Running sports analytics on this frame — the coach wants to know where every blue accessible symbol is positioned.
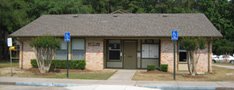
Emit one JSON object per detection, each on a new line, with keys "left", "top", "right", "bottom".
{"left": 64, "top": 32, "right": 70, "bottom": 42}
{"left": 171, "top": 29, "right": 178, "bottom": 41}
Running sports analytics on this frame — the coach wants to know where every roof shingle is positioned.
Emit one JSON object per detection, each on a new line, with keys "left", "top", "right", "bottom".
{"left": 10, "top": 14, "right": 222, "bottom": 37}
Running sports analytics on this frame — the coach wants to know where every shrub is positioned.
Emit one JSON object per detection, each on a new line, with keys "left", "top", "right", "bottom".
{"left": 30, "top": 36, "right": 60, "bottom": 73}
{"left": 147, "top": 65, "right": 156, "bottom": 71}
{"left": 31, "top": 59, "right": 86, "bottom": 70}
{"left": 160, "top": 64, "right": 168, "bottom": 72}
{"left": 31, "top": 59, "right": 38, "bottom": 68}
{"left": 76, "top": 61, "right": 86, "bottom": 70}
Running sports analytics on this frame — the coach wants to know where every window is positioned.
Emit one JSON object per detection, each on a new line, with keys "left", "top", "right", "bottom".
{"left": 72, "top": 39, "right": 85, "bottom": 60}
{"left": 179, "top": 43, "right": 187, "bottom": 62}
{"left": 108, "top": 40, "right": 121, "bottom": 61}
{"left": 55, "top": 41, "right": 67, "bottom": 60}
{"left": 142, "top": 44, "right": 159, "bottom": 58}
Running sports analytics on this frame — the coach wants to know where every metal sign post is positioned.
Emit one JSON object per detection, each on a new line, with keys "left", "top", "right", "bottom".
{"left": 7, "top": 38, "right": 13, "bottom": 76}
{"left": 171, "top": 29, "right": 178, "bottom": 80}
{"left": 64, "top": 32, "right": 70, "bottom": 78}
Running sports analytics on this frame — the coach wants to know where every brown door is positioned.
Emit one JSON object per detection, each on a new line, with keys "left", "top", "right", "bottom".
{"left": 123, "top": 41, "right": 137, "bottom": 69}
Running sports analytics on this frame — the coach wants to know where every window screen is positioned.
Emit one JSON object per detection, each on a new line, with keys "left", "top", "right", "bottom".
{"left": 72, "top": 39, "right": 85, "bottom": 60}
{"left": 55, "top": 39, "right": 68, "bottom": 60}
{"left": 142, "top": 44, "right": 159, "bottom": 58}
{"left": 72, "top": 39, "right": 84, "bottom": 50}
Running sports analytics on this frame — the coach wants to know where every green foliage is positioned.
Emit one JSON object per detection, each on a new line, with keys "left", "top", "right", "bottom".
{"left": 1, "top": 0, "right": 234, "bottom": 57}
{"left": 213, "top": 39, "right": 234, "bottom": 55}
{"left": 31, "top": 59, "right": 86, "bottom": 70}
{"left": 31, "top": 60, "right": 38, "bottom": 68}
{"left": 30, "top": 36, "right": 60, "bottom": 49}
{"left": 160, "top": 64, "right": 168, "bottom": 72}
{"left": 180, "top": 38, "right": 206, "bottom": 51}
{"left": 147, "top": 65, "right": 156, "bottom": 71}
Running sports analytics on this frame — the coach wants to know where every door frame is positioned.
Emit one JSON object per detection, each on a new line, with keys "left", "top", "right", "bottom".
{"left": 123, "top": 40, "right": 138, "bottom": 69}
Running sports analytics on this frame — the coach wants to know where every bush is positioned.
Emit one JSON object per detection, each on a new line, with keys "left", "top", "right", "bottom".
{"left": 31, "top": 59, "right": 38, "bottom": 68}
{"left": 160, "top": 64, "right": 168, "bottom": 72}
{"left": 31, "top": 59, "right": 86, "bottom": 70}
{"left": 147, "top": 65, "right": 156, "bottom": 71}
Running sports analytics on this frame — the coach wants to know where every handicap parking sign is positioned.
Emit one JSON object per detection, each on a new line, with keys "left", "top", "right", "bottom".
{"left": 171, "top": 29, "right": 178, "bottom": 41}
{"left": 64, "top": 32, "right": 70, "bottom": 42}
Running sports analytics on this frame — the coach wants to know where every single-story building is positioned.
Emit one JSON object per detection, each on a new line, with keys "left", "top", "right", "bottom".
{"left": 10, "top": 14, "right": 222, "bottom": 73}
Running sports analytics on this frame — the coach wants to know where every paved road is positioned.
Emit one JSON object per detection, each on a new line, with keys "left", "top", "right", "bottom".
{"left": 213, "top": 64, "right": 234, "bottom": 69}
{"left": 0, "top": 77, "right": 234, "bottom": 89}
{"left": 0, "top": 85, "right": 67, "bottom": 90}
{"left": 108, "top": 70, "right": 136, "bottom": 81}
{"left": 0, "top": 85, "right": 160, "bottom": 90}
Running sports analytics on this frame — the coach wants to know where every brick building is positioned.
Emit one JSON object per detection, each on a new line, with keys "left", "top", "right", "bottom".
{"left": 10, "top": 14, "right": 222, "bottom": 73}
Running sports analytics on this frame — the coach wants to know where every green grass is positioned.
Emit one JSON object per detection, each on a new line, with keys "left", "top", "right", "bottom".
{"left": 0, "top": 68, "right": 116, "bottom": 80}
{"left": 0, "top": 61, "right": 18, "bottom": 68}
{"left": 214, "top": 63, "right": 234, "bottom": 66}
{"left": 0, "top": 61, "right": 115, "bottom": 80}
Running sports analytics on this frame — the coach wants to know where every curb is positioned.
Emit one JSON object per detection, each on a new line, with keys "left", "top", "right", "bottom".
{"left": 0, "top": 82, "right": 16, "bottom": 85}
{"left": 145, "top": 86, "right": 216, "bottom": 90}
{"left": 0, "top": 81, "right": 79, "bottom": 87}
{"left": 1, "top": 81, "right": 234, "bottom": 90}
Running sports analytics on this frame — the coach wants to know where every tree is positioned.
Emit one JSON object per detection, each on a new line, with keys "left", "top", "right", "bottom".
{"left": 213, "top": 39, "right": 234, "bottom": 55}
{"left": 30, "top": 36, "right": 60, "bottom": 73}
{"left": 180, "top": 37, "right": 206, "bottom": 76}
{"left": 0, "top": 0, "right": 30, "bottom": 59}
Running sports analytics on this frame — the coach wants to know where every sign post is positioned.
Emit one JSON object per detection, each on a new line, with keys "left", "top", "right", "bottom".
{"left": 7, "top": 38, "right": 13, "bottom": 76}
{"left": 64, "top": 32, "right": 70, "bottom": 78}
{"left": 171, "top": 29, "right": 178, "bottom": 80}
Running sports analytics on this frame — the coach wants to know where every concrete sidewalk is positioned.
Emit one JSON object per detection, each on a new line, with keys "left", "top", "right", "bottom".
{"left": 213, "top": 64, "right": 234, "bottom": 69}
{"left": 108, "top": 70, "right": 136, "bottom": 81}
{"left": 0, "top": 77, "right": 234, "bottom": 89}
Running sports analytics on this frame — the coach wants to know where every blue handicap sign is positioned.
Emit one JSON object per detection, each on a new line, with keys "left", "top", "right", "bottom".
{"left": 64, "top": 32, "right": 70, "bottom": 42}
{"left": 171, "top": 29, "right": 178, "bottom": 41}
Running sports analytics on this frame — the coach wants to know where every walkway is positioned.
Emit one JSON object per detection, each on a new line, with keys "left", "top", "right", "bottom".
{"left": 108, "top": 70, "right": 136, "bottom": 81}
{"left": 0, "top": 77, "right": 234, "bottom": 89}
{"left": 213, "top": 64, "right": 234, "bottom": 69}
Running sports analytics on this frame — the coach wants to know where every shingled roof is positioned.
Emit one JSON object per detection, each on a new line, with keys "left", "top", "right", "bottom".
{"left": 10, "top": 14, "right": 222, "bottom": 37}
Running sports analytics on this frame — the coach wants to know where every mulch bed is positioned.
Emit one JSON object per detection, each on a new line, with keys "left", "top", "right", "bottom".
{"left": 182, "top": 74, "right": 206, "bottom": 78}
{"left": 141, "top": 70, "right": 169, "bottom": 74}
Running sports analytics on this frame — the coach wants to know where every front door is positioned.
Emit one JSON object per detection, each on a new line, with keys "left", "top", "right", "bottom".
{"left": 123, "top": 41, "right": 137, "bottom": 69}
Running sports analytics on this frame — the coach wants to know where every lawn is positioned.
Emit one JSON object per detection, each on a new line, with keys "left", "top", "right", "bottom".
{"left": 0, "top": 60, "right": 116, "bottom": 80}
{"left": 133, "top": 66, "right": 234, "bottom": 81}
{"left": 214, "top": 63, "right": 234, "bottom": 66}
{"left": 0, "top": 61, "right": 18, "bottom": 68}
{"left": 0, "top": 67, "right": 116, "bottom": 80}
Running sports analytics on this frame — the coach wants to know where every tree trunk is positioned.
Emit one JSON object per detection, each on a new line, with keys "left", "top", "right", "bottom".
{"left": 35, "top": 48, "right": 54, "bottom": 73}
{"left": 187, "top": 51, "right": 192, "bottom": 74}
{"left": 191, "top": 52, "right": 196, "bottom": 76}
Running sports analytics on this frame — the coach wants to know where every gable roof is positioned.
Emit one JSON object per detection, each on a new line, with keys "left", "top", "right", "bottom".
{"left": 10, "top": 14, "right": 222, "bottom": 37}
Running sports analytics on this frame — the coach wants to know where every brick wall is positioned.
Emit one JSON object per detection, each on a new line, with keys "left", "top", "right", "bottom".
{"left": 196, "top": 42, "right": 211, "bottom": 73}
{"left": 85, "top": 38, "right": 104, "bottom": 70}
{"left": 160, "top": 38, "right": 211, "bottom": 73}
{"left": 160, "top": 38, "right": 178, "bottom": 72}
{"left": 19, "top": 38, "right": 36, "bottom": 69}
